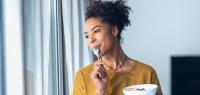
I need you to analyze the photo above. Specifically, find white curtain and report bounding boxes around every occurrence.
[62,0,92,94]
[3,0,25,95]
[0,0,6,94]
[1,0,92,95]
[22,0,92,95]
[22,0,51,94]
[23,0,68,95]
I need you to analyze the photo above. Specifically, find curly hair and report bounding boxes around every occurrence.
[85,0,131,41]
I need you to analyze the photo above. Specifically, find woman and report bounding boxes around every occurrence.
[73,1,163,95]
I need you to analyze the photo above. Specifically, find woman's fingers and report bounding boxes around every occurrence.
[90,70,99,78]
[90,61,109,93]
[93,62,107,79]
[99,66,106,78]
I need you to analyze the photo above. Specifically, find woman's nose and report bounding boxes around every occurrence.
[88,35,96,44]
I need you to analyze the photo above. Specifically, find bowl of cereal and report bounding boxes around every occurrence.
[123,84,157,95]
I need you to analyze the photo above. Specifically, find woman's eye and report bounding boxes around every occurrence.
[85,35,88,39]
[93,29,100,33]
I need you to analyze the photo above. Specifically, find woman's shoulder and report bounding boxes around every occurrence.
[133,59,156,73]
[77,62,94,74]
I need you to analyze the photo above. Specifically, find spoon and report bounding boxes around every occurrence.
[92,48,100,61]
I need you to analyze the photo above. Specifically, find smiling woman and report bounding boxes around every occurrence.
[73,1,163,95]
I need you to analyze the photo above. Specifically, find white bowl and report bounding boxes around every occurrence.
[123,84,157,95]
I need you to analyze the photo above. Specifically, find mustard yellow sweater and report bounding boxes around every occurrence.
[73,60,163,95]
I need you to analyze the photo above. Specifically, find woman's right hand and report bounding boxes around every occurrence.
[90,60,109,95]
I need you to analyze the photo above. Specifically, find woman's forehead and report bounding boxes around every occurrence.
[86,18,102,26]
[85,18,104,30]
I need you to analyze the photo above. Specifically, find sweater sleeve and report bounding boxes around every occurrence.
[151,69,163,95]
[73,70,86,95]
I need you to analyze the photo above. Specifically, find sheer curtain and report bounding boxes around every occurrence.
[23,0,92,95]
[22,0,53,94]
[62,0,92,95]
[1,0,92,95]
[0,0,6,94]
[23,0,46,94]
[3,0,25,95]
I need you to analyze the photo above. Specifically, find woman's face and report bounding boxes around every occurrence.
[85,17,118,56]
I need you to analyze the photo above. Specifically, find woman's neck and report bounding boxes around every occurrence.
[102,44,127,70]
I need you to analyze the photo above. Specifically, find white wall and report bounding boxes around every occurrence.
[123,0,200,95]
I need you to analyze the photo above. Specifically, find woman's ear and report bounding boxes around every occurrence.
[112,26,119,37]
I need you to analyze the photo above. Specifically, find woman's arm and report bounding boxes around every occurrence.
[73,70,86,95]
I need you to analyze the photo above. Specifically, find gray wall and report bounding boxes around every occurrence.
[123,0,200,95]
